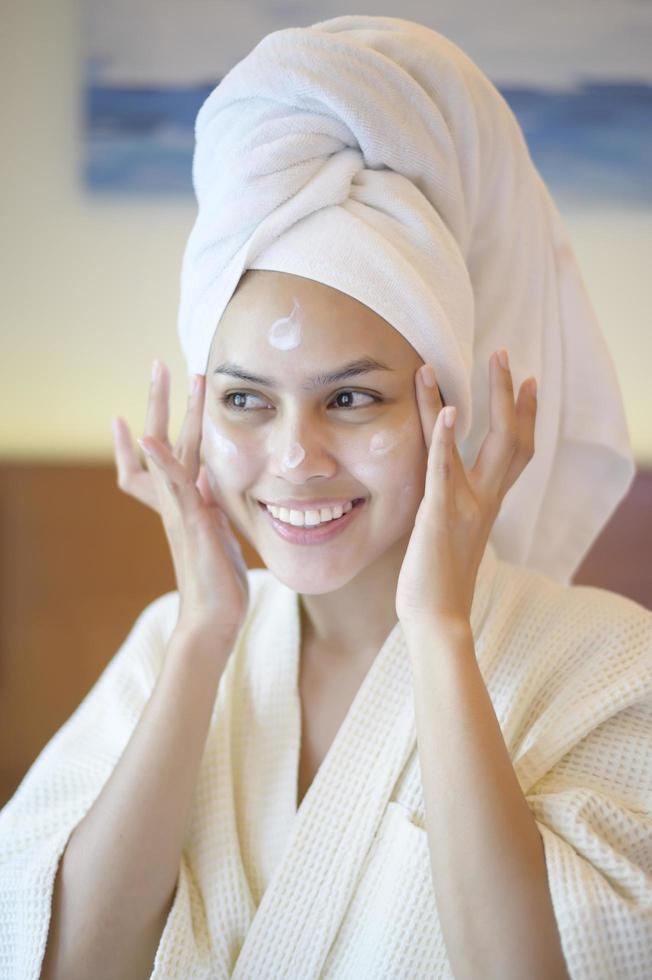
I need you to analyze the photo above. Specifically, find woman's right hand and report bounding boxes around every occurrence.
[111,359,250,640]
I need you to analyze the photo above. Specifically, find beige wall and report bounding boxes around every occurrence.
[2,0,651,465]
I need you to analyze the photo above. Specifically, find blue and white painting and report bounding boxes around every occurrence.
[82,0,651,208]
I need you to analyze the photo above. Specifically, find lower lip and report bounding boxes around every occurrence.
[257,499,366,545]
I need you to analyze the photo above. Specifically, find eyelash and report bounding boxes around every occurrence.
[220,390,381,412]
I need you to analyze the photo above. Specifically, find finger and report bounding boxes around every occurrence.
[144,359,172,446]
[138,435,204,521]
[415,363,443,455]
[195,463,222,509]
[172,373,205,480]
[497,376,537,497]
[424,403,458,524]
[196,455,232,511]
[112,415,143,489]
[471,350,519,498]
[416,363,468,488]
[111,416,159,510]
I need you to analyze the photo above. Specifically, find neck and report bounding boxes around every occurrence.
[298,531,410,666]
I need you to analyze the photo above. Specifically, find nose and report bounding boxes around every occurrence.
[266,412,336,482]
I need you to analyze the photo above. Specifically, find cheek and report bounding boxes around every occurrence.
[342,422,427,505]
[202,413,259,490]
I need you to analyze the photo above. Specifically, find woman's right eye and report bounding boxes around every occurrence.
[221,392,269,411]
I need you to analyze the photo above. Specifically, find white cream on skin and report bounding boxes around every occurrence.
[264,300,312,473]
[202,411,263,517]
[368,429,402,455]
[368,419,415,457]
[281,441,306,469]
[267,299,302,350]
[203,414,238,457]
[350,419,421,487]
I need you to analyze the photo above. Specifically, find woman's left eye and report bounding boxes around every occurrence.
[220,390,380,411]
[331,390,379,409]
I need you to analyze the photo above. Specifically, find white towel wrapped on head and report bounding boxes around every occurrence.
[177,14,635,584]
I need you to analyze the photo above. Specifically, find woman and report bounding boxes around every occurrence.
[2,15,651,980]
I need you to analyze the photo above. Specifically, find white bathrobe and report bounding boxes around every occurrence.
[2,542,651,979]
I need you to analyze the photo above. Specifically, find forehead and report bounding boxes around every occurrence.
[210,270,416,368]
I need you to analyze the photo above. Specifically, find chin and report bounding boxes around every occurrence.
[257,534,400,595]
[265,562,360,595]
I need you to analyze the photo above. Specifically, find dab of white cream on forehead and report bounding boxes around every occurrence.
[204,415,238,457]
[267,299,302,350]
[282,442,305,469]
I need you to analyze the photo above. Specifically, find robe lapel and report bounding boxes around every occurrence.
[232,542,498,977]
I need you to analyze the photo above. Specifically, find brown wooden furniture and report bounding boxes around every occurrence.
[1,463,650,808]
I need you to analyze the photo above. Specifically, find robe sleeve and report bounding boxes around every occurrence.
[148,850,215,980]
[526,693,652,979]
[0,591,180,980]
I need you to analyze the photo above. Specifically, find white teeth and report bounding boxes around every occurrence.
[266,500,354,527]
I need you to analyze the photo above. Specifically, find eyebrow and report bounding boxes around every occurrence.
[213,357,392,390]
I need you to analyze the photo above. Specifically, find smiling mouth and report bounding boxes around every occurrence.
[256,497,365,523]
[255,497,367,542]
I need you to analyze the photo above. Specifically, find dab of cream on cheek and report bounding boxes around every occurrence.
[202,415,260,489]
[368,418,416,457]
[368,429,402,455]
[349,421,416,483]
[203,415,238,458]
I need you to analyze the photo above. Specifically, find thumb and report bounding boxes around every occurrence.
[196,464,218,506]
[195,463,232,533]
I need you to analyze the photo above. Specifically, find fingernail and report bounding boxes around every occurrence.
[137,437,153,457]
[421,365,436,388]
[443,406,456,428]
[151,359,160,383]
[498,349,509,370]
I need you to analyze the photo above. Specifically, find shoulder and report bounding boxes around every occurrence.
[476,559,652,792]
[131,566,285,649]
[483,556,652,724]
[489,554,652,655]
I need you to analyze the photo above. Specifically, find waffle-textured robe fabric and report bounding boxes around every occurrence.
[1,542,651,978]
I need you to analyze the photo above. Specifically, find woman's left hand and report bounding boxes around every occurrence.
[396,349,538,632]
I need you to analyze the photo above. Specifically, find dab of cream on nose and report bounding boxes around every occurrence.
[282,442,305,469]
[267,300,302,350]
[204,416,238,456]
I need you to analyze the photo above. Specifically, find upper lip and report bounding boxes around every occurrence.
[258,497,363,509]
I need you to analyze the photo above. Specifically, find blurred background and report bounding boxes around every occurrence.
[1,0,650,806]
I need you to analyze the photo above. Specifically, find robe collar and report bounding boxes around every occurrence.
[231,541,498,976]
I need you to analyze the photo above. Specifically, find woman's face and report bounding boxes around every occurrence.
[202,270,432,594]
